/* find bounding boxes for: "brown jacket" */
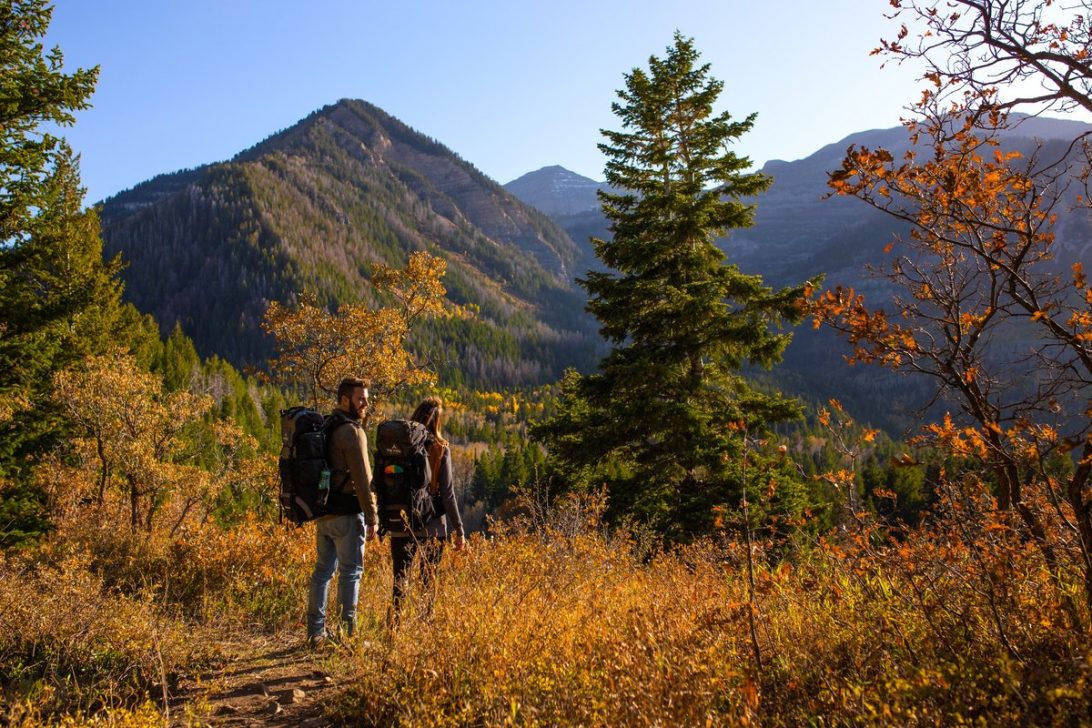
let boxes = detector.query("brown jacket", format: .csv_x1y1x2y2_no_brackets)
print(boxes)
325,408,377,526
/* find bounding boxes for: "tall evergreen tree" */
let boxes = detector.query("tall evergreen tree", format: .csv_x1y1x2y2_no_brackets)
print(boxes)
536,34,811,541
0,0,142,545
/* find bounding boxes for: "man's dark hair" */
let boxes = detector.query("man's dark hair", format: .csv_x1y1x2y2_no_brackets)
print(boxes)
337,377,367,403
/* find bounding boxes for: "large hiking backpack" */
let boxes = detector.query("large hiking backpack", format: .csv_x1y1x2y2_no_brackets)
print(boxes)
374,419,434,534
278,407,352,525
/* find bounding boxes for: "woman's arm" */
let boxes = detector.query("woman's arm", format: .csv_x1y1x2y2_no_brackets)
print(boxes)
438,446,464,539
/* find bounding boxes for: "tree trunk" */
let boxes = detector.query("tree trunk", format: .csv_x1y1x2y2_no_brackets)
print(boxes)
145,491,160,534
128,475,139,535
96,437,109,504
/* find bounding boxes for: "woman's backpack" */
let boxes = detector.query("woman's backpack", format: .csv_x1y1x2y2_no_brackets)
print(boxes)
374,419,434,535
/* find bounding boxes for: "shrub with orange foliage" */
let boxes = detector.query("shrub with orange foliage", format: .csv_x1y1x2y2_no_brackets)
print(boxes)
809,0,1092,635
41,511,316,629
815,76,1092,622
51,351,215,535
763,504,1090,724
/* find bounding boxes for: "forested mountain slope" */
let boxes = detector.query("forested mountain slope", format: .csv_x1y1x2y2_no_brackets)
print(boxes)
100,99,599,386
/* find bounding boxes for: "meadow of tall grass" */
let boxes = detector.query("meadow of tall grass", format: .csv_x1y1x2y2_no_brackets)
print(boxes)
337,489,1090,726
2,485,1089,725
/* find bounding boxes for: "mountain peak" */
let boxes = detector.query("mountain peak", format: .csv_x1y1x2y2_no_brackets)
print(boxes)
508,165,598,182
505,166,605,217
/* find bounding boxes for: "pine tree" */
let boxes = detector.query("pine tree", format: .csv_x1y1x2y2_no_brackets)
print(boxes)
159,323,201,392
0,1,138,545
536,34,811,541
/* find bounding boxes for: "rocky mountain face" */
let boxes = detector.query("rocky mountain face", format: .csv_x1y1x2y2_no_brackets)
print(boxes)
504,166,614,274
740,117,1092,429
99,99,600,386
735,116,1092,289
504,165,604,217
507,115,1092,431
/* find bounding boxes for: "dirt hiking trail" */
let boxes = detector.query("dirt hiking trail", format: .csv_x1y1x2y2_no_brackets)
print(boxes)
168,631,348,727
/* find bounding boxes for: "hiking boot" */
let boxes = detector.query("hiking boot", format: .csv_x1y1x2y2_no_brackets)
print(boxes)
306,633,326,650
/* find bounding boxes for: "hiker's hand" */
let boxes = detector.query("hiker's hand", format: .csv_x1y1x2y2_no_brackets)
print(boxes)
452,532,466,551
365,524,377,542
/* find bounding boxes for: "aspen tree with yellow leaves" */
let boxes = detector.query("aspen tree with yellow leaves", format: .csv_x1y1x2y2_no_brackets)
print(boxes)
262,251,449,411
52,352,214,534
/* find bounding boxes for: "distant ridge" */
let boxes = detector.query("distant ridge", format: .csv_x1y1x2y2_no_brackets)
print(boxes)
504,166,605,217
511,114,1092,431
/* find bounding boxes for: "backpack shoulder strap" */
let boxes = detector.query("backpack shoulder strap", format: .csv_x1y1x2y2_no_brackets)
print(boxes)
324,413,361,491
325,410,355,430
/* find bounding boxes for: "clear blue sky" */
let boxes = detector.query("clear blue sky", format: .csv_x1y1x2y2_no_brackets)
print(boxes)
47,1,922,205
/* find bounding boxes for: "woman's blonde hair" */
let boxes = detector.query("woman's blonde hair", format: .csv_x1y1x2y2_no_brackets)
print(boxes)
411,396,447,446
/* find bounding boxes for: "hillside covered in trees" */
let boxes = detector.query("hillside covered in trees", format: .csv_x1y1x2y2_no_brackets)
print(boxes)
99,99,601,387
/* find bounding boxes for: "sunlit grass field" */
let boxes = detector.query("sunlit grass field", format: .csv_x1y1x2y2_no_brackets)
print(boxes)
3,488,1088,726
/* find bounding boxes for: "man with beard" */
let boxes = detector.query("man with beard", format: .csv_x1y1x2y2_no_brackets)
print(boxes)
306,376,377,646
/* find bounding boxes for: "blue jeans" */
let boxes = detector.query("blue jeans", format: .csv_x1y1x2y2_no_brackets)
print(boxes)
306,513,366,638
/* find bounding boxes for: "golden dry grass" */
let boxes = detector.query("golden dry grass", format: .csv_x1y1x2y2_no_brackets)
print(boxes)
3,490,1089,726
332,499,1090,727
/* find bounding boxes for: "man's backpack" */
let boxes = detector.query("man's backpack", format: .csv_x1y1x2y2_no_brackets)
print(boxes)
374,419,434,534
278,407,352,525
